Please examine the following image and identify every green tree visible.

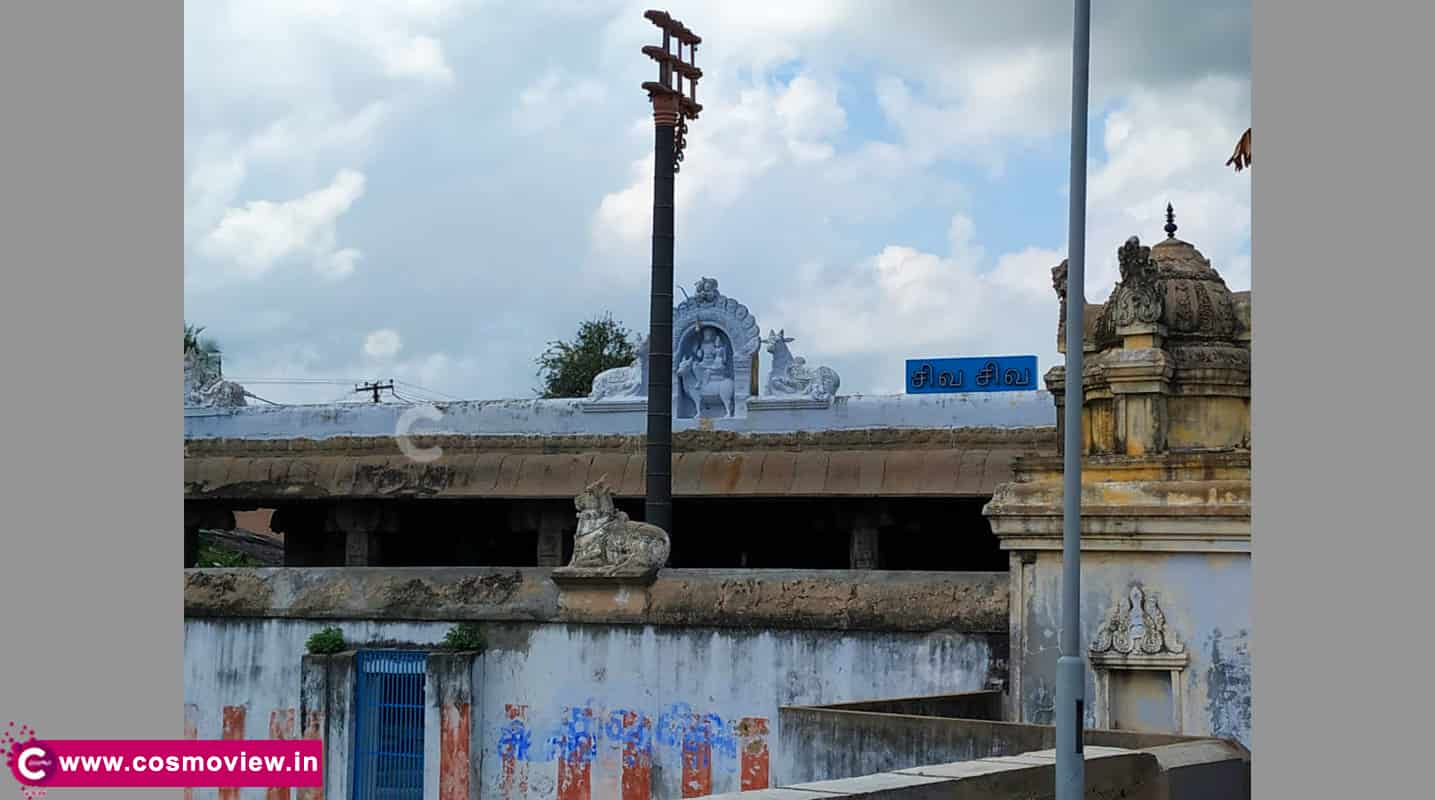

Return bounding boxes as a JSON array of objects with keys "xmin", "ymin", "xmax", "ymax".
[{"xmin": 535, "ymin": 313, "xmax": 638, "ymax": 399}]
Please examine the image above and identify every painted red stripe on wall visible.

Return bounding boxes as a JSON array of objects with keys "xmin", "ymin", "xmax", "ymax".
[
  {"xmin": 620, "ymin": 711, "xmax": 652, "ymax": 800},
  {"xmin": 440, "ymin": 703, "xmax": 471, "ymax": 800},
  {"xmin": 680, "ymin": 714, "xmax": 711, "ymax": 799},
  {"xmin": 739, "ymin": 717, "xmax": 770, "ymax": 791},
  {"xmin": 298, "ymin": 709, "xmax": 325, "ymax": 800},
  {"xmin": 219, "ymin": 705, "xmax": 246, "ymax": 800},
  {"xmin": 500, "ymin": 704, "xmax": 529, "ymax": 800},
  {"xmin": 556, "ymin": 707, "xmax": 593, "ymax": 800},
  {"xmin": 183, "ymin": 704, "xmax": 199, "ymax": 800},
  {"xmin": 266, "ymin": 708, "xmax": 296, "ymax": 800}
]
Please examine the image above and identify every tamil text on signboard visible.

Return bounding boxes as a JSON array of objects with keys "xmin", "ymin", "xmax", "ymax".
[{"xmin": 905, "ymin": 355, "xmax": 1039, "ymax": 394}]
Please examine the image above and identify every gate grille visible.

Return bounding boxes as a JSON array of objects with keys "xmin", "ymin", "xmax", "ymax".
[{"xmin": 352, "ymin": 650, "xmax": 427, "ymax": 800}]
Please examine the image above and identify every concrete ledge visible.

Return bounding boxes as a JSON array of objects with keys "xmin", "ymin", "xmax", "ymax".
[
  {"xmin": 1142, "ymin": 740, "xmax": 1251, "ymax": 800},
  {"xmin": 184, "ymin": 567, "xmax": 1009, "ymax": 633},
  {"xmin": 703, "ymin": 749, "xmax": 1161, "ymax": 799}
]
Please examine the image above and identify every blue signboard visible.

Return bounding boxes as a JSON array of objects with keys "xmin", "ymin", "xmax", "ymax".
[{"xmin": 905, "ymin": 355, "xmax": 1039, "ymax": 394}]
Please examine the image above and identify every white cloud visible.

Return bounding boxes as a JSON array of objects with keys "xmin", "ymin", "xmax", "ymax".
[
  {"xmin": 198, "ymin": 169, "xmax": 367, "ymax": 283},
  {"xmin": 187, "ymin": 1, "xmax": 1250, "ymax": 403},
  {"xmin": 512, "ymin": 71, "xmax": 609, "ymax": 133},
  {"xmin": 363, "ymin": 329, "xmax": 404, "ymax": 360},
  {"xmin": 590, "ymin": 71, "xmax": 848, "ymax": 261},
  {"xmin": 185, "ymin": 103, "xmax": 392, "ymax": 247},
  {"xmin": 764, "ymin": 212, "xmax": 1059, "ymax": 394}
]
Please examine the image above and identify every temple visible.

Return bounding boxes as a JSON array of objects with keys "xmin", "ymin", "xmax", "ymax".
[{"xmin": 183, "ymin": 215, "xmax": 1251, "ymax": 799}]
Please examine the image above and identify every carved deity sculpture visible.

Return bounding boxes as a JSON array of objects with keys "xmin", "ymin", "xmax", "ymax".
[
  {"xmin": 763, "ymin": 329, "xmax": 841, "ymax": 402},
  {"xmin": 675, "ymin": 325, "xmax": 735, "ymax": 417},
  {"xmin": 587, "ymin": 335, "xmax": 650, "ymax": 402},
  {"xmin": 561, "ymin": 477, "xmax": 671, "ymax": 579}
]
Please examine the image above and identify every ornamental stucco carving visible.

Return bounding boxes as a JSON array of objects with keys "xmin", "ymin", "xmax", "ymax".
[
  {"xmin": 184, "ymin": 349, "xmax": 248, "ymax": 409},
  {"xmin": 557, "ymin": 477, "xmax": 670, "ymax": 580},
  {"xmin": 1091, "ymin": 583, "xmax": 1186, "ymax": 657},
  {"xmin": 1109, "ymin": 236, "xmax": 1165, "ymax": 330},
  {"xmin": 587, "ymin": 335, "xmax": 650, "ymax": 402},
  {"xmin": 763, "ymin": 329, "xmax": 840, "ymax": 403}
]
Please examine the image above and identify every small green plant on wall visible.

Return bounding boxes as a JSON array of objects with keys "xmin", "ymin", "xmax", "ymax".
[
  {"xmin": 441, "ymin": 623, "xmax": 485, "ymax": 652},
  {"xmin": 306, "ymin": 627, "xmax": 346, "ymax": 655}
]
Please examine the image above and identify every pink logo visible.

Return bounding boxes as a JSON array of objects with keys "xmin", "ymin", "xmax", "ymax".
[{"xmin": 3, "ymin": 723, "xmax": 49, "ymax": 799}]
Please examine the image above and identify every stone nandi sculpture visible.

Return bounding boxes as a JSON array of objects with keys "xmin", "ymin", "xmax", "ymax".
[
  {"xmin": 587, "ymin": 335, "xmax": 649, "ymax": 402},
  {"xmin": 556, "ymin": 477, "xmax": 670, "ymax": 580},
  {"xmin": 763, "ymin": 329, "xmax": 840, "ymax": 403}
]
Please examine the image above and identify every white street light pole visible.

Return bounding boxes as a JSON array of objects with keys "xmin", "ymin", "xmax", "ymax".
[{"xmin": 1057, "ymin": 1, "xmax": 1091, "ymax": 799}]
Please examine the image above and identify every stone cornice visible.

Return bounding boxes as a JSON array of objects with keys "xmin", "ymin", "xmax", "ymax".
[
  {"xmin": 183, "ymin": 567, "xmax": 1010, "ymax": 634},
  {"xmin": 184, "ymin": 426, "xmax": 1057, "ymax": 458}
]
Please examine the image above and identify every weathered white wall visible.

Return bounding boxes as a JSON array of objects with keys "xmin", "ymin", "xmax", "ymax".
[
  {"xmin": 183, "ymin": 391, "xmax": 1054, "ymax": 440},
  {"xmin": 1013, "ymin": 552, "xmax": 1252, "ymax": 749},
  {"xmin": 183, "ymin": 618, "xmax": 999, "ymax": 800}
]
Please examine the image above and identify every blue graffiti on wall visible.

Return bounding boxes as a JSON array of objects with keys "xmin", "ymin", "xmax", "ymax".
[
  {"xmin": 497, "ymin": 702, "xmax": 744, "ymax": 766},
  {"xmin": 604, "ymin": 709, "xmax": 654, "ymax": 769},
  {"xmin": 497, "ymin": 717, "xmax": 532, "ymax": 761},
  {"xmin": 543, "ymin": 707, "xmax": 598, "ymax": 765}
]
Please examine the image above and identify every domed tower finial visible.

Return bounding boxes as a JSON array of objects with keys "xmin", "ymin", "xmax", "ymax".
[{"xmin": 1164, "ymin": 203, "xmax": 1178, "ymax": 239}]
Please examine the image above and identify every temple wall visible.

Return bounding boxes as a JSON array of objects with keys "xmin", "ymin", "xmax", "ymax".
[
  {"xmin": 183, "ymin": 568, "xmax": 1008, "ymax": 800},
  {"xmin": 1010, "ymin": 551, "xmax": 1251, "ymax": 749}
]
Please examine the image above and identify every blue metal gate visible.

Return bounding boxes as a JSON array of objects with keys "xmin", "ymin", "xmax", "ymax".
[{"xmin": 352, "ymin": 650, "xmax": 427, "ymax": 800}]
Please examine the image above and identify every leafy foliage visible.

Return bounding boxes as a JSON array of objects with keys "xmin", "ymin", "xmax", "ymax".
[
  {"xmin": 306, "ymin": 627, "xmax": 346, "ymax": 655},
  {"xmin": 534, "ymin": 313, "xmax": 638, "ymax": 399},
  {"xmin": 195, "ymin": 542, "xmax": 262, "ymax": 568},
  {"xmin": 441, "ymin": 622, "xmax": 486, "ymax": 652}
]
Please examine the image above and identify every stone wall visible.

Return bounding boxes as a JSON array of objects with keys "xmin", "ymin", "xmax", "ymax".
[
  {"xmin": 183, "ymin": 567, "xmax": 1009, "ymax": 800},
  {"xmin": 1010, "ymin": 551, "xmax": 1252, "ymax": 748}
]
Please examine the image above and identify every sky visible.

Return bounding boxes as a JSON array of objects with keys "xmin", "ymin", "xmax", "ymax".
[{"xmin": 183, "ymin": 0, "xmax": 1251, "ymax": 405}]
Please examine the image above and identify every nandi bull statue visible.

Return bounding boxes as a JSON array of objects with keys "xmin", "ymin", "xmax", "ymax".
[
  {"xmin": 554, "ymin": 476, "xmax": 670, "ymax": 581},
  {"xmin": 764, "ymin": 329, "xmax": 840, "ymax": 403},
  {"xmin": 587, "ymin": 335, "xmax": 649, "ymax": 402}
]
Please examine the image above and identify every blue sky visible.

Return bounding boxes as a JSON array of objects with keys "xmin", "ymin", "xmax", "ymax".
[{"xmin": 184, "ymin": 0, "xmax": 1251, "ymax": 404}]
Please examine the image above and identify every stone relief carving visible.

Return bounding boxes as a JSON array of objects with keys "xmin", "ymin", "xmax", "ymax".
[
  {"xmin": 587, "ymin": 335, "xmax": 650, "ymax": 402},
  {"xmin": 671, "ymin": 277, "xmax": 761, "ymax": 419},
  {"xmin": 184, "ymin": 349, "xmax": 248, "ymax": 409},
  {"xmin": 763, "ymin": 329, "xmax": 840, "ymax": 403},
  {"xmin": 676, "ymin": 325, "xmax": 736, "ymax": 417},
  {"xmin": 1091, "ymin": 583, "xmax": 1186, "ymax": 657},
  {"xmin": 558, "ymin": 477, "xmax": 670, "ymax": 579}
]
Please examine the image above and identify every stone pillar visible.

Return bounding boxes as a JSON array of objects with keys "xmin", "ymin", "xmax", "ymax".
[
  {"xmin": 327, "ymin": 503, "xmax": 397, "ymax": 567},
  {"xmin": 849, "ymin": 513, "xmax": 880, "ymax": 570},
  {"xmin": 536, "ymin": 507, "xmax": 569, "ymax": 567}
]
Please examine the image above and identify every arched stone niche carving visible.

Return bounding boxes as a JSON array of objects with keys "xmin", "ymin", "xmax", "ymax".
[
  {"xmin": 672, "ymin": 277, "xmax": 761, "ymax": 418},
  {"xmin": 1089, "ymin": 583, "xmax": 1189, "ymax": 734}
]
